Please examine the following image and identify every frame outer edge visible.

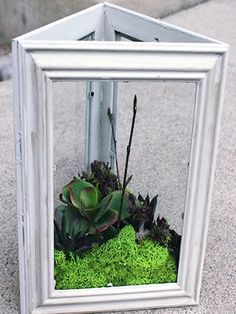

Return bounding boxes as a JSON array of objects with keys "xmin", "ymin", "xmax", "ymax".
[
  {"xmin": 177, "ymin": 75, "xmax": 206, "ymax": 299},
  {"xmin": 12, "ymin": 39, "xmax": 30, "ymax": 314},
  {"xmin": 19, "ymin": 40, "xmax": 229, "ymax": 54},
  {"xmin": 194, "ymin": 49, "xmax": 229, "ymax": 303}
]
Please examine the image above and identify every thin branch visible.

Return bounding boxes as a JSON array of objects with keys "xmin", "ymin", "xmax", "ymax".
[
  {"xmin": 119, "ymin": 95, "xmax": 137, "ymax": 221},
  {"xmin": 122, "ymin": 95, "xmax": 137, "ymax": 188},
  {"xmin": 107, "ymin": 107, "xmax": 121, "ymax": 188}
]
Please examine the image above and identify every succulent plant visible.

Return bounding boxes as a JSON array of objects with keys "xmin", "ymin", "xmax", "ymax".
[
  {"xmin": 59, "ymin": 178, "xmax": 119, "ymax": 234},
  {"xmin": 150, "ymin": 216, "xmax": 172, "ymax": 247},
  {"xmin": 127, "ymin": 193, "xmax": 158, "ymax": 232},
  {"xmin": 79, "ymin": 161, "xmax": 120, "ymax": 198},
  {"xmin": 60, "ymin": 179, "xmax": 99, "ymax": 208},
  {"xmin": 54, "ymin": 177, "xmax": 135, "ymax": 255},
  {"xmin": 54, "ymin": 204, "xmax": 103, "ymax": 257}
]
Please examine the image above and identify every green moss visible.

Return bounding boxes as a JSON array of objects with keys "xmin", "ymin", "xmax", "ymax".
[{"xmin": 54, "ymin": 225, "xmax": 177, "ymax": 289}]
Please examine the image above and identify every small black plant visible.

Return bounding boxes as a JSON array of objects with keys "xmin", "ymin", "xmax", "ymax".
[
  {"xmin": 150, "ymin": 216, "xmax": 172, "ymax": 247},
  {"xmin": 168, "ymin": 229, "xmax": 182, "ymax": 267},
  {"xmin": 128, "ymin": 193, "xmax": 158, "ymax": 232}
]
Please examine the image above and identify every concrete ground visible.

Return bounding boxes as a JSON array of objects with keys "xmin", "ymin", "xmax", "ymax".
[
  {"xmin": 0, "ymin": 0, "xmax": 236, "ymax": 313},
  {"xmin": 0, "ymin": 44, "xmax": 11, "ymax": 81},
  {"xmin": 0, "ymin": 0, "xmax": 206, "ymax": 42}
]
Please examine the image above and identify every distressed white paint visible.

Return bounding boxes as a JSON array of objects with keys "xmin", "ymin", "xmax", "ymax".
[{"xmin": 13, "ymin": 3, "xmax": 229, "ymax": 314}]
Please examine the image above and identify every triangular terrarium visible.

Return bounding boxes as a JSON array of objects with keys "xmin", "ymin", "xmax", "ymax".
[{"xmin": 13, "ymin": 3, "xmax": 228, "ymax": 314}]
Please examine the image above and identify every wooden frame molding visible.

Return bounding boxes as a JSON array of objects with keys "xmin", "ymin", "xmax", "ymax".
[{"xmin": 13, "ymin": 3, "xmax": 228, "ymax": 314}]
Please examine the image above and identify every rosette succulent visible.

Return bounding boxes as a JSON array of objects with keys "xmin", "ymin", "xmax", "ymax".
[
  {"xmin": 58, "ymin": 179, "xmax": 119, "ymax": 233},
  {"xmin": 54, "ymin": 178, "xmax": 133, "ymax": 255}
]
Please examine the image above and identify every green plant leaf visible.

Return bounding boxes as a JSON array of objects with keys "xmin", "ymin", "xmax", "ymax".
[
  {"xmin": 95, "ymin": 208, "xmax": 118, "ymax": 233},
  {"xmin": 106, "ymin": 190, "xmax": 131, "ymax": 220},
  {"xmin": 77, "ymin": 214, "xmax": 91, "ymax": 235},
  {"xmin": 95, "ymin": 194, "xmax": 113, "ymax": 223},
  {"xmin": 80, "ymin": 186, "xmax": 98, "ymax": 209},
  {"xmin": 69, "ymin": 180, "xmax": 98, "ymax": 209},
  {"xmin": 54, "ymin": 204, "xmax": 89, "ymax": 239},
  {"xmin": 54, "ymin": 219, "xmax": 64, "ymax": 249}
]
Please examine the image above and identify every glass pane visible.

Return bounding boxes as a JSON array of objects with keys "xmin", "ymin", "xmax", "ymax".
[
  {"xmin": 52, "ymin": 81, "xmax": 86, "ymax": 208},
  {"xmin": 116, "ymin": 81, "xmax": 195, "ymax": 234},
  {"xmin": 53, "ymin": 80, "xmax": 195, "ymax": 290}
]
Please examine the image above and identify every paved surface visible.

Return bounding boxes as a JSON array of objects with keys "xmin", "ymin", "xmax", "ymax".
[
  {"xmin": 0, "ymin": 45, "xmax": 11, "ymax": 81},
  {"xmin": 0, "ymin": 0, "xmax": 236, "ymax": 313},
  {"xmin": 0, "ymin": 0, "xmax": 206, "ymax": 42}
]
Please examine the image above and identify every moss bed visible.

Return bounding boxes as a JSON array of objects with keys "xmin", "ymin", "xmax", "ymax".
[{"xmin": 54, "ymin": 225, "xmax": 177, "ymax": 289}]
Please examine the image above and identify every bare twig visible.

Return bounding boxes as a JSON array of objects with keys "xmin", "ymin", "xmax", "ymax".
[
  {"xmin": 107, "ymin": 107, "xmax": 121, "ymax": 188},
  {"xmin": 119, "ymin": 95, "xmax": 137, "ymax": 221}
]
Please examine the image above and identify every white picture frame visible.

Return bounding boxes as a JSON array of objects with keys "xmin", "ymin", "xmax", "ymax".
[{"xmin": 12, "ymin": 3, "xmax": 228, "ymax": 314}]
